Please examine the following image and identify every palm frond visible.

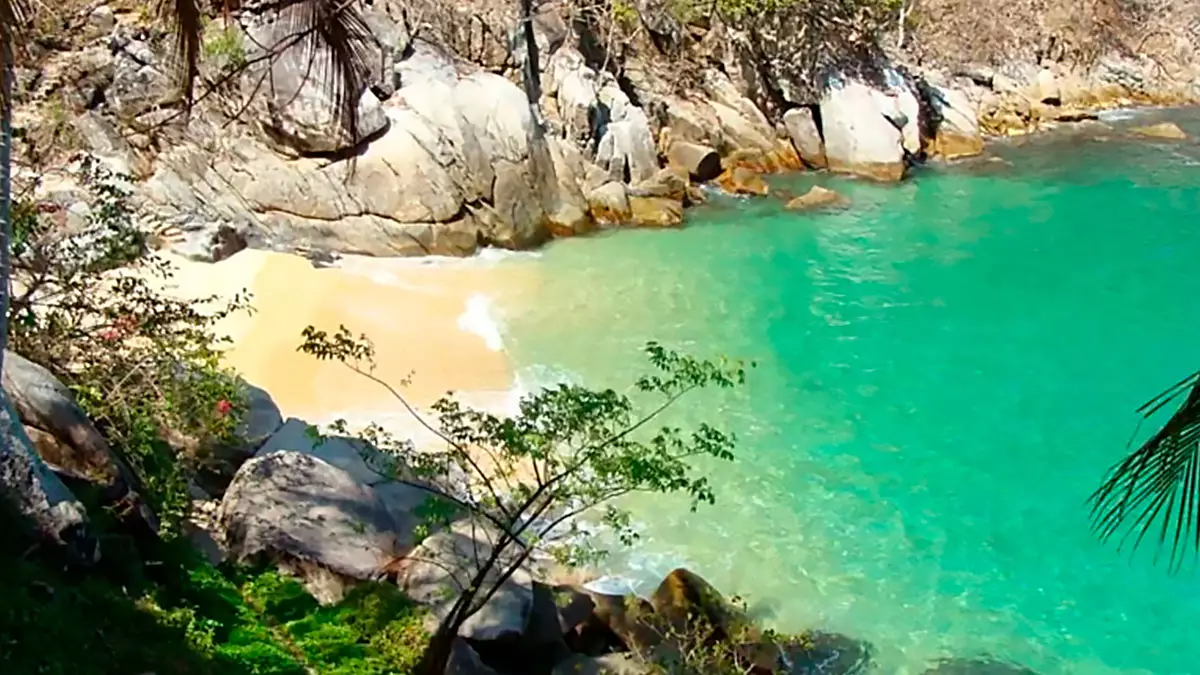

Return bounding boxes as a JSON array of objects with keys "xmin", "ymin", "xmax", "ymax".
[
  {"xmin": 157, "ymin": 0, "xmax": 205, "ymax": 109},
  {"xmin": 0, "ymin": 0, "xmax": 27, "ymax": 48},
  {"xmin": 1089, "ymin": 371, "xmax": 1200, "ymax": 572},
  {"xmin": 283, "ymin": 0, "xmax": 374, "ymax": 150}
]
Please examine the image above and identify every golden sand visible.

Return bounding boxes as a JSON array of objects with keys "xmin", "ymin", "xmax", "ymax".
[{"xmin": 152, "ymin": 249, "xmax": 538, "ymax": 430}]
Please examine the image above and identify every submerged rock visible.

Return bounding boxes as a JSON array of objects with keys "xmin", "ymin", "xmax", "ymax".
[
  {"xmin": 923, "ymin": 657, "xmax": 1038, "ymax": 674},
  {"xmin": 786, "ymin": 186, "xmax": 848, "ymax": 211},
  {"xmin": 1132, "ymin": 121, "xmax": 1189, "ymax": 140},
  {"xmin": 783, "ymin": 631, "xmax": 873, "ymax": 675}
]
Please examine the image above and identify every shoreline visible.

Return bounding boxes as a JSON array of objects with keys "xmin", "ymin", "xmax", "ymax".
[{"xmin": 150, "ymin": 249, "xmax": 538, "ymax": 438}]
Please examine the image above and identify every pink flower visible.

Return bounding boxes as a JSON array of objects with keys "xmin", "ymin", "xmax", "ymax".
[{"xmin": 214, "ymin": 399, "xmax": 233, "ymax": 416}]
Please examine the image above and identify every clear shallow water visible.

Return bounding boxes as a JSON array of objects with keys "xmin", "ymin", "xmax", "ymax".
[{"xmin": 501, "ymin": 110, "xmax": 1200, "ymax": 674}]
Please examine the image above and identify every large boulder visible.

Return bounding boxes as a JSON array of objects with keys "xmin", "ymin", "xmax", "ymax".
[
  {"xmin": 587, "ymin": 182, "xmax": 632, "ymax": 225},
  {"xmin": 927, "ymin": 86, "xmax": 984, "ymax": 160},
  {"xmin": 595, "ymin": 116, "xmax": 659, "ymax": 185},
  {"xmin": 246, "ymin": 9, "xmax": 389, "ymax": 154},
  {"xmin": 650, "ymin": 568, "xmax": 779, "ymax": 671},
  {"xmin": 146, "ymin": 41, "xmax": 565, "ymax": 259},
  {"xmin": 782, "ymin": 108, "xmax": 827, "ymax": 169},
  {"xmin": 256, "ymin": 418, "xmax": 432, "ymax": 543},
  {"xmin": 584, "ymin": 590, "xmax": 659, "ymax": 653},
  {"xmin": 218, "ymin": 450, "xmax": 402, "ymax": 603},
  {"xmin": 884, "ymin": 68, "xmax": 922, "ymax": 155},
  {"xmin": 2, "ymin": 351, "xmax": 140, "ymax": 496},
  {"xmin": 1, "ymin": 395, "xmax": 96, "ymax": 562},
  {"xmin": 395, "ymin": 517, "xmax": 535, "ymax": 641},
  {"xmin": 820, "ymin": 79, "xmax": 907, "ymax": 182},
  {"xmin": 544, "ymin": 136, "xmax": 594, "ymax": 236}
]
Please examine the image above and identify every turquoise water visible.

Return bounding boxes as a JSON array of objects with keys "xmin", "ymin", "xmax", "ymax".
[{"xmin": 501, "ymin": 110, "xmax": 1200, "ymax": 674}]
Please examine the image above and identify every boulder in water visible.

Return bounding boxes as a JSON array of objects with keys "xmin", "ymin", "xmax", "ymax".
[
  {"xmin": 783, "ymin": 631, "xmax": 872, "ymax": 674},
  {"xmin": 718, "ymin": 166, "xmax": 769, "ymax": 196},
  {"xmin": 1132, "ymin": 121, "xmax": 1188, "ymax": 140},
  {"xmin": 786, "ymin": 186, "xmax": 848, "ymax": 211}
]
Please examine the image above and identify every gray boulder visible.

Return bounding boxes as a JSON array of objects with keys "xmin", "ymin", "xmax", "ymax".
[
  {"xmin": 218, "ymin": 450, "xmax": 402, "ymax": 602},
  {"xmin": 2, "ymin": 350, "xmax": 140, "ymax": 494},
  {"xmin": 782, "ymin": 107, "xmax": 826, "ymax": 169},
  {"xmin": 1, "ymin": 392, "xmax": 96, "ymax": 562},
  {"xmin": 927, "ymin": 86, "xmax": 984, "ymax": 159},
  {"xmin": 256, "ymin": 417, "xmax": 431, "ymax": 547},
  {"xmin": 397, "ymin": 517, "xmax": 535, "ymax": 641},
  {"xmin": 820, "ymin": 78, "xmax": 907, "ymax": 182}
]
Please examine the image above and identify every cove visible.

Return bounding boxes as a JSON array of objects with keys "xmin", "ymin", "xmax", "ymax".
[{"xmin": 499, "ymin": 110, "xmax": 1200, "ymax": 674}]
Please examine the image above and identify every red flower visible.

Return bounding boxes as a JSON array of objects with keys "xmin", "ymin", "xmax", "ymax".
[{"xmin": 214, "ymin": 399, "xmax": 233, "ymax": 416}]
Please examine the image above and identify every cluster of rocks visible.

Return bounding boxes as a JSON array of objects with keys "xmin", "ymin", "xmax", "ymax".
[
  {"xmin": 12, "ymin": 0, "xmax": 999, "ymax": 265},
  {"xmin": 17, "ymin": 0, "xmax": 1200, "ymax": 265}
]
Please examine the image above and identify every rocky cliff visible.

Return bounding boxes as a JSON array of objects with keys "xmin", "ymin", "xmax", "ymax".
[{"xmin": 14, "ymin": 0, "xmax": 1200, "ymax": 262}]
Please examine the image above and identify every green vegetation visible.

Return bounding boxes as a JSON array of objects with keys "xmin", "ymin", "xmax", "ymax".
[
  {"xmin": 1091, "ymin": 371, "xmax": 1200, "ymax": 572},
  {"xmin": 0, "ymin": 493, "xmax": 426, "ymax": 675},
  {"xmin": 203, "ymin": 21, "xmax": 248, "ymax": 72},
  {"xmin": 8, "ymin": 157, "xmax": 248, "ymax": 534}
]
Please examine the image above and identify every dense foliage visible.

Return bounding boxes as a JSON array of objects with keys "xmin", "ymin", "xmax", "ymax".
[{"xmin": 7, "ymin": 157, "xmax": 248, "ymax": 533}]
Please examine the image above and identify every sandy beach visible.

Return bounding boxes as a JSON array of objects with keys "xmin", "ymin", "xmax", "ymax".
[{"xmin": 152, "ymin": 249, "xmax": 538, "ymax": 436}]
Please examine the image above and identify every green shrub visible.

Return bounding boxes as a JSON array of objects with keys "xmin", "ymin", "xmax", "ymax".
[
  {"xmin": 204, "ymin": 22, "xmax": 248, "ymax": 71},
  {"xmin": 8, "ymin": 156, "xmax": 250, "ymax": 535}
]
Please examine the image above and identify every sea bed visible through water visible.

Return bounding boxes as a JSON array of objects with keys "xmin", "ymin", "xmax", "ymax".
[
  {"xmin": 495, "ymin": 108, "xmax": 1200, "ymax": 675},
  {"xmin": 192, "ymin": 107, "xmax": 1200, "ymax": 675}
]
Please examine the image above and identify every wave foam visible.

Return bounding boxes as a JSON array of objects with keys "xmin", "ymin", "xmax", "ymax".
[
  {"xmin": 456, "ymin": 294, "xmax": 505, "ymax": 352},
  {"xmin": 1097, "ymin": 108, "xmax": 1139, "ymax": 122}
]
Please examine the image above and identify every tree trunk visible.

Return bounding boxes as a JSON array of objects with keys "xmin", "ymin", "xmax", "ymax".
[
  {"xmin": 1, "ymin": 22, "xmax": 14, "ymax": 404},
  {"xmin": 520, "ymin": 0, "xmax": 541, "ymax": 107}
]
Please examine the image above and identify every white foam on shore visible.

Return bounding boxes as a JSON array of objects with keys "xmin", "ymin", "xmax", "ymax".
[
  {"xmin": 457, "ymin": 294, "xmax": 506, "ymax": 352},
  {"xmin": 1097, "ymin": 108, "xmax": 1140, "ymax": 122}
]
